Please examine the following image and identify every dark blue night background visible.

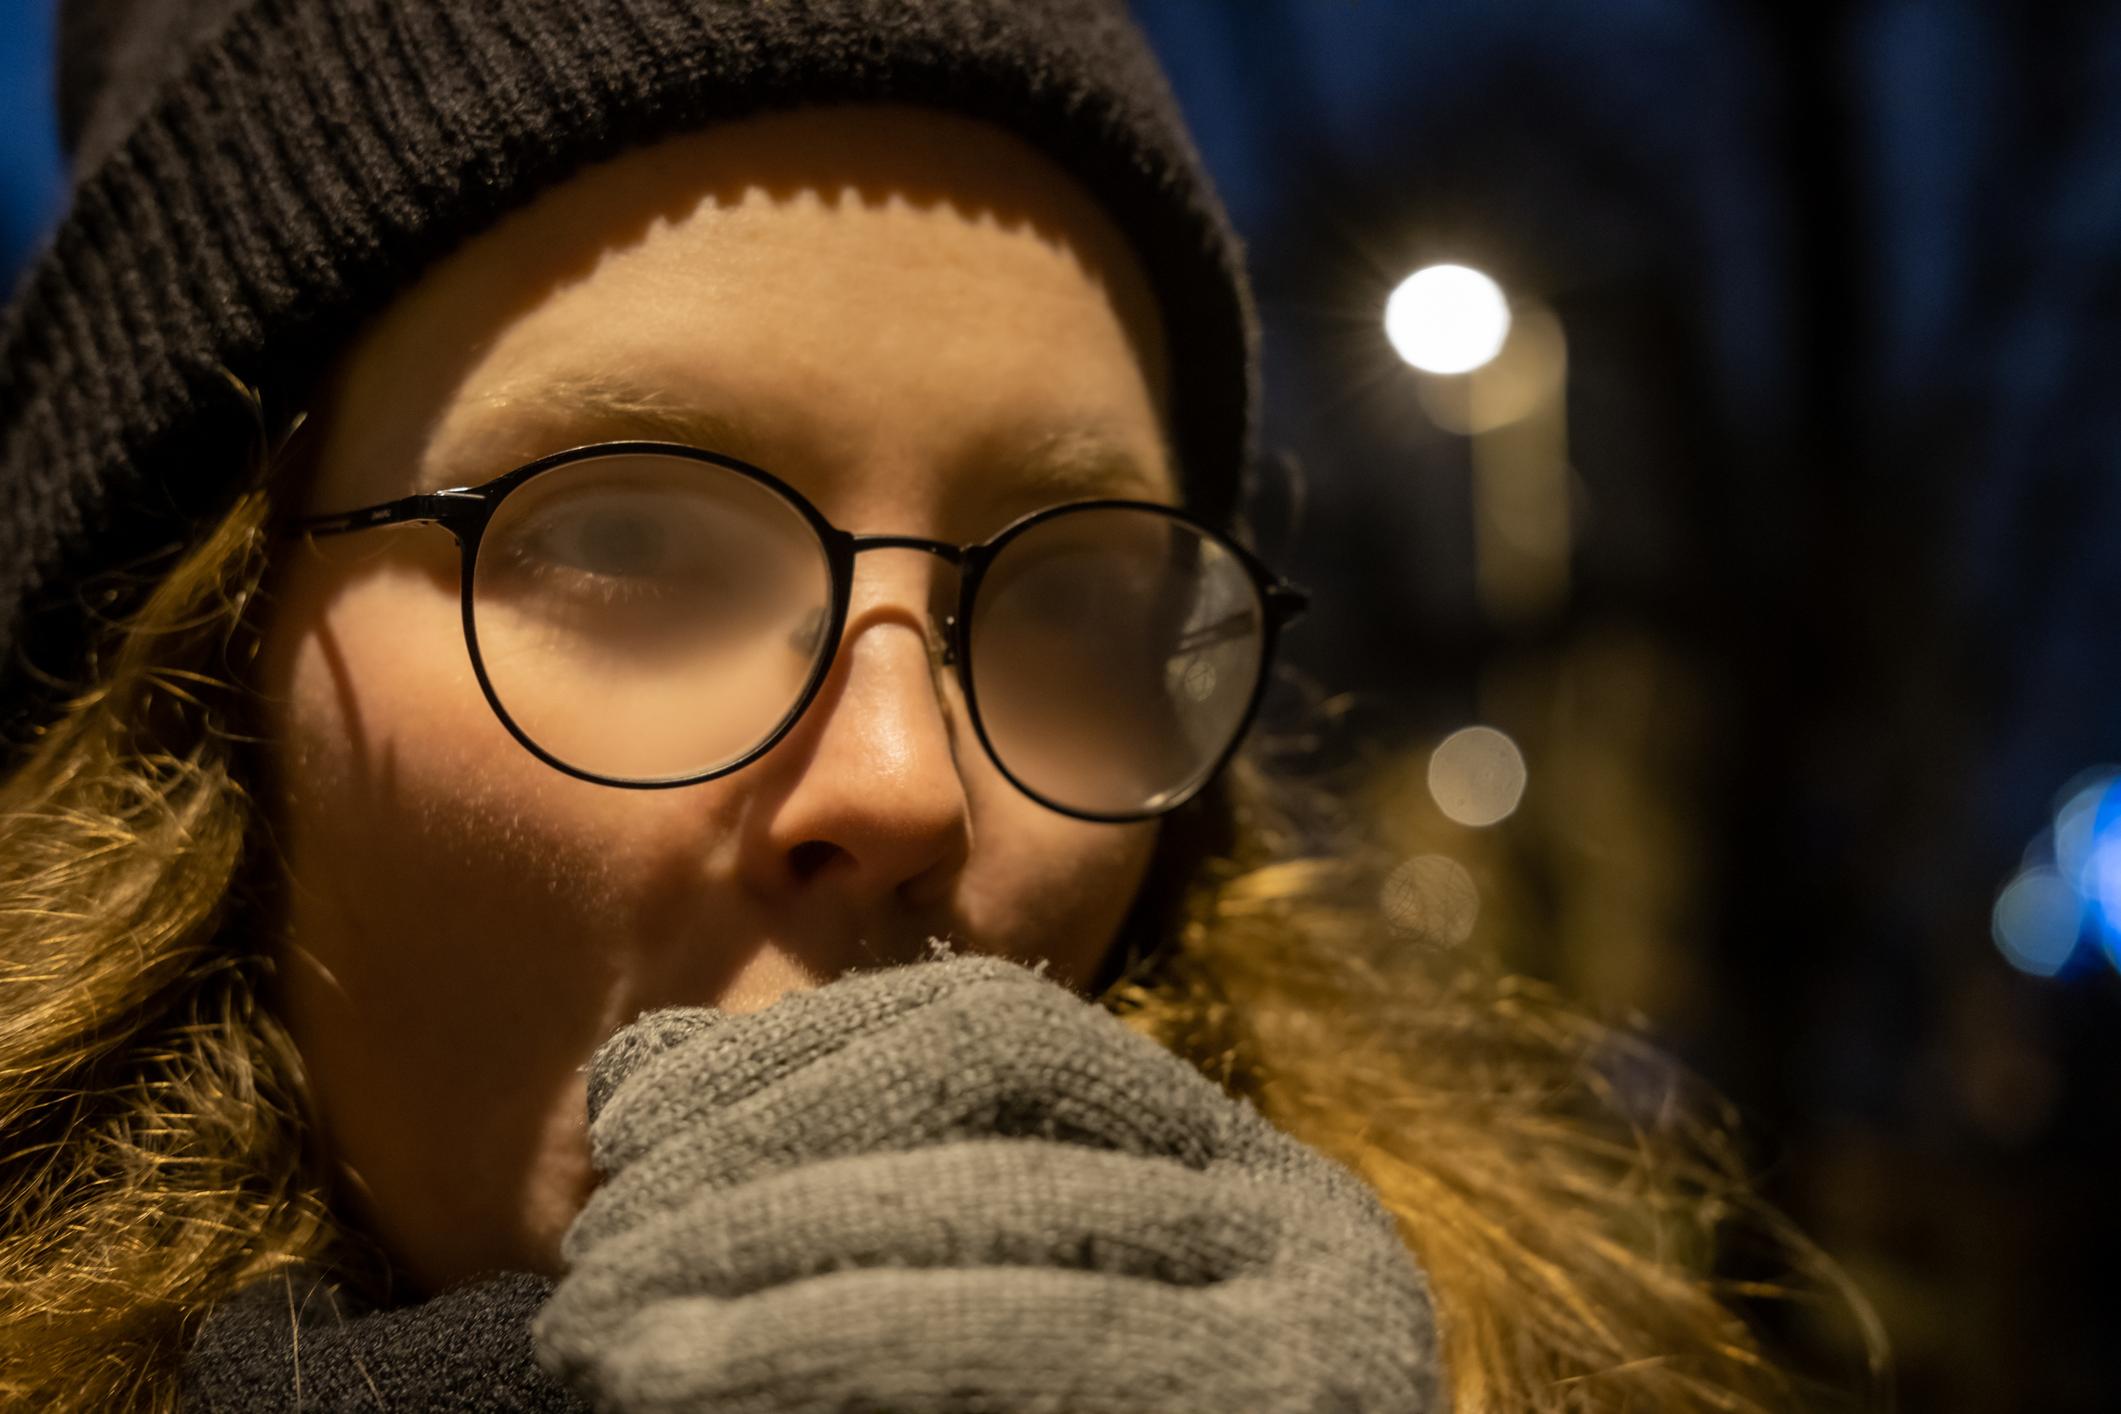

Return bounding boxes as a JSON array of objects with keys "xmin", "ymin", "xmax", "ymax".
[{"xmin": 7, "ymin": 2, "xmax": 2120, "ymax": 1409}]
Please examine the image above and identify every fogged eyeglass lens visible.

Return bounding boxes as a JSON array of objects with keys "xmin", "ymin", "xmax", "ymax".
[
  {"xmin": 470, "ymin": 453, "xmax": 833, "ymax": 782},
  {"xmin": 969, "ymin": 506, "xmax": 1264, "ymax": 816}
]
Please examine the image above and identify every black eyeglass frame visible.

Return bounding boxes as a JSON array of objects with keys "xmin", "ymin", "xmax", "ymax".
[{"xmin": 287, "ymin": 440, "xmax": 1309, "ymax": 823}]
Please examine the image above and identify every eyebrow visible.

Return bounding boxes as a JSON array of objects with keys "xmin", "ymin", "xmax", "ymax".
[
  {"xmin": 448, "ymin": 375, "xmax": 756, "ymax": 470},
  {"xmin": 441, "ymin": 373, "xmax": 1177, "ymax": 513}
]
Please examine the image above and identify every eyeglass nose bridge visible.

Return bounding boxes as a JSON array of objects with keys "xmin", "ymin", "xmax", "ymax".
[{"xmin": 843, "ymin": 532, "xmax": 970, "ymax": 668}]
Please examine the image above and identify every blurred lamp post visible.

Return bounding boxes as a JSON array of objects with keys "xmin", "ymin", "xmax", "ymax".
[{"xmin": 1388, "ymin": 263, "xmax": 1572, "ymax": 624}]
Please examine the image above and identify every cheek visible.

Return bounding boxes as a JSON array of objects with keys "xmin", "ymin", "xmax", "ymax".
[
  {"xmin": 262, "ymin": 558, "xmax": 576, "ymax": 926},
  {"xmin": 258, "ymin": 552, "xmax": 668, "ymax": 1040},
  {"xmin": 253, "ymin": 556, "xmax": 661, "ymax": 1280},
  {"xmin": 954, "ymin": 774, "xmax": 1159, "ymax": 987}
]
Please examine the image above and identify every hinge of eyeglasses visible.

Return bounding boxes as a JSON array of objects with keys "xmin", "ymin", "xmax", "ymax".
[
  {"xmin": 377, "ymin": 493, "xmax": 466, "ymax": 526},
  {"xmin": 300, "ymin": 488, "xmax": 485, "ymax": 537}
]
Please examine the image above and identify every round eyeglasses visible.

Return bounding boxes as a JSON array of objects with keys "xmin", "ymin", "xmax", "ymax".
[{"xmin": 287, "ymin": 442, "xmax": 1309, "ymax": 822}]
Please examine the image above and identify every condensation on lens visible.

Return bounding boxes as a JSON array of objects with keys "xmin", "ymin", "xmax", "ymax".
[
  {"xmin": 469, "ymin": 452, "xmax": 833, "ymax": 782},
  {"xmin": 968, "ymin": 506, "xmax": 1263, "ymax": 817}
]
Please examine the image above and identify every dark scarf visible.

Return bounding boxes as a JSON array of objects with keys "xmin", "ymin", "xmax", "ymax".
[{"xmin": 181, "ymin": 1264, "xmax": 585, "ymax": 1412}]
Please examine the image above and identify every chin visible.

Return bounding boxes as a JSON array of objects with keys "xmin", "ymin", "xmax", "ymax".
[{"xmin": 503, "ymin": 1094, "xmax": 603, "ymax": 1282}]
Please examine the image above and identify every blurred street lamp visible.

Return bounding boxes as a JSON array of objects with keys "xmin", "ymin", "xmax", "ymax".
[
  {"xmin": 1388, "ymin": 263, "xmax": 1572, "ymax": 624},
  {"xmin": 1385, "ymin": 263, "xmax": 1512, "ymax": 374}
]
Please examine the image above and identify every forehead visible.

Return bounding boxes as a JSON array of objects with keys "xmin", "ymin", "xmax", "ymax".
[{"xmin": 299, "ymin": 105, "xmax": 1177, "ymax": 532}]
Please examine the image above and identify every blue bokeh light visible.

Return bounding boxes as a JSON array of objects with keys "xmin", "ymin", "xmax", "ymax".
[
  {"xmin": 2082, "ymin": 810, "xmax": 2121, "ymax": 969},
  {"xmin": 1998, "ymin": 767, "xmax": 2121, "ymax": 978},
  {"xmin": 1992, "ymin": 866, "xmax": 2084, "ymax": 977}
]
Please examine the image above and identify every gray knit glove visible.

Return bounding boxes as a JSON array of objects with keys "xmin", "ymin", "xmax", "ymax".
[{"xmin": 530, "ymin": 954, "xmax": 1441, "ymax": 1413}]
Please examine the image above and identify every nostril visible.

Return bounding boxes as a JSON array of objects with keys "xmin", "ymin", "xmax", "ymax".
[{"xmin": 788, "ymin": 839, "xmax": 841, "ymax": 881}]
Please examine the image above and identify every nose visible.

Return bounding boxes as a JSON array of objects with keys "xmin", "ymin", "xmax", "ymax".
[{"xmin": 737, "ymin": 550, "xmax": 972, "ymax": 906}]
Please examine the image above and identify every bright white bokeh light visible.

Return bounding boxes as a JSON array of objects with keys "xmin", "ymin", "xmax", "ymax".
[
  {"xmin": 1385, "ymin": 264, "xmax": 1512, "ymax": 374},
  {"xmin": 1991, "ymin": 866, "xmax": 2083, "ymax": 977},
  {"xmin": 1427, "ymin": 725, "xmax": 1527, "ymax": 827}
]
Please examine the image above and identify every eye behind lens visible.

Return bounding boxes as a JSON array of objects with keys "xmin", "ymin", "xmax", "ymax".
[
  {"xmin": 468, "ymin": 452, "xmax": 834, "ymax": 783},
  {"xmin": 966, "ymin": 505, "xmax": 1266, "ymax": 818}
]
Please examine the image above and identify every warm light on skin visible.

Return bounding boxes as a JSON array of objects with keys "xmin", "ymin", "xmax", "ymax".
[
  {"xmin": 249, "ymin": 105, "xmax": 1179, "ymax": 1296},
  {"xmin": 1385, "ymin": 263, "xmax": 1513, "ymax": 375}
]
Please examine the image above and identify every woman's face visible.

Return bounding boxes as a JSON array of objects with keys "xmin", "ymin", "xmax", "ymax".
[{"xmin": 251, "ymin": 105, "xmax": 1177, "ymax": 1294}]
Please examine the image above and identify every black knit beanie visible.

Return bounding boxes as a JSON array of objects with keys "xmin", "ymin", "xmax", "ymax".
[{"xmin": 0, "ymin": 0, "xmax": 1256, "ymax": 746}]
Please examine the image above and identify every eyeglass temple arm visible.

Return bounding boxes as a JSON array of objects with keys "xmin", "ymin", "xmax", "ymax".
[
  {"xmin": 1265, "ymin": 582, "xmax": 1310, "ymax": 621},
  {"xmin": 291, "ymin": 489, "xmax": 483, "ymax": 537}
]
